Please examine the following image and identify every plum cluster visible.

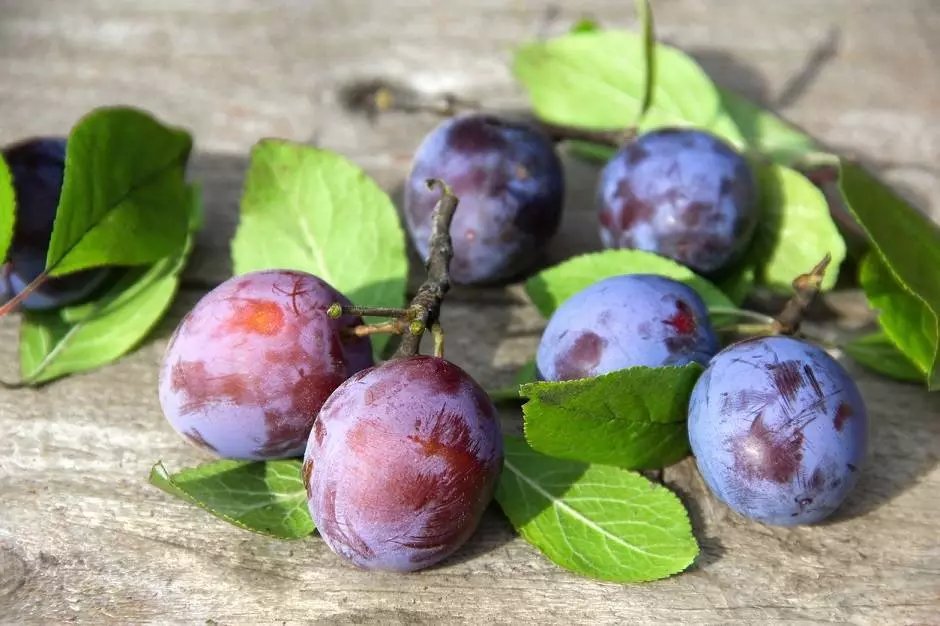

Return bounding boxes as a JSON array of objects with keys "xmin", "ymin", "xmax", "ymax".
[
  {"xmin": 158, "ymin": 268, "xmax": 503, "ymax": 572},
  {"xmin": 537, "ymin": 272, "xmax": 869, "ymax": 526},
  {"xmin": 1, "ymin": 137, "xmax": 112, "ymax": 310}
]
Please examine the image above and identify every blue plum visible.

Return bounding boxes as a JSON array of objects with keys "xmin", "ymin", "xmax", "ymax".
[
  {"xmin": 536, "ymin": 274, "xmax": 719, "ymax": 382},
  {"xmin": 688, "ymin": 336, "xmax": 868, "ymax": 526},
  {"xmin": 303, "ymin": 355, "xmax": 504, "ymax": 572},
  {"xmin": 1, "ymin": 137, "xmax": 111, "ymax": 309},
  {"xmin": 403, "ymin": 113, "xmax": 564, "ymax": 285},
  {"xmin": 158, "ymin": 269, "xmax": 374, "ymax": 460},
  {"xmin": 596, "ymin": 128, "xmax": 759, "ymax": 275}
]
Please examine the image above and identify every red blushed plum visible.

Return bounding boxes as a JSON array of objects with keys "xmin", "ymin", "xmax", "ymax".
[
  {"xmin": 303, "ymin": 356, "xmax": 504, "ymax": 573},
  {"xmin": 158, "ymin": 269, "xmax": 374, "ymax": 460}
]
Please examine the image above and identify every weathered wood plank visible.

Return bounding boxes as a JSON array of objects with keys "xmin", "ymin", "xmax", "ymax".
[{"xmin": 1, "ymin": 0, "xmax": 939, "ymax": 623}]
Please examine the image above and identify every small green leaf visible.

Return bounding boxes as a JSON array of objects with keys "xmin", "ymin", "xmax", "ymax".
[
  {"xmin": 857, "ymin": 253, "xmax": 935, "ymax": 386},
  {"xmin": 513, "ymin": 29, "xmax": 744, "ymax": 147},
  {"xmin": 752, "ymin": 163, "xmax": 846, "ymax": 293},
  {"xmin": 520, "ymin": 364, "xmax": 701, "ymax": 469},
  {"xmin": 844, "ymin": 330, "xmax": 923, "ymax": 383},
  {"xmin": 149, "ymin": 460, "xmax": 314, "ymax": 539},
  {"xmin": 840, "ymin": 162, "xmax": 940, "ymax": 389},
  {"xmin": 230, "ymin": 139, "xmax": 408, "ymax": 357},
  {"xmin": 526, "ymin": 249, "xmax": 735, "ymax": 319},
  {"xmin": 20, "ymin": 246, "xmax": 188, "ymax": 384},
  {"xmin": 495, "ymin": 436, "xmax": 698, "ymax": 583},
  {"xmin": 19, "ymin": 184, "xmax": 199, "ymax": 384},
  {"xmin": 0, "ymin": 155, "xmax": 14, "ymax": 262},
  {"xmin": 634, "ymin": 0, "xmax": 656, "ymax": 124},
  {"xmin": 716, "ymin": 89, "xmax": 820, "ymax": 164},
  {"xmin": 46, "ymin": 106, "xmax": 192, "ymax": 276}
]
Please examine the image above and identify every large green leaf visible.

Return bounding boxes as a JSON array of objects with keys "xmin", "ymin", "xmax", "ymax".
[
  {"xmin": 150, "ymin": 460, "xmax": 314, "ymax": 540},
  {"xmin": 230, "ymin": 140, "xmax": 408, "ymax": 356},
  {"xmin": 521, "ymin": 364, "xmax": 702, "ymax": 469},
  {"xmin": 46, "ymin": 106, "xmax": 192, "ymax": 276},
  {"xmin": 840, "ymin": 162, "xmax": 940, "ymax": 389},
  {"xmin": 495, "ymin": 437, "xmax": 698, "ymax": 583}
]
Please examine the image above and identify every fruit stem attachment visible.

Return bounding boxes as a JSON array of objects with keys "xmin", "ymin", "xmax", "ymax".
[
  {"xmin": 328, "ymin": 303, "xmax": 409, "ymax": 319},
  {"xmin": 773, "ymin": 253, "xmax": 832, "ymax": 336},
  {"xmin": 392, "ymin": 179, "xmax": 459, "ymax": 359},
  {"xmin": 341, "ymin": 319, "xmax": 408, "ymax": 338},
  {"xmin": 341, "ymin": 80, "xmax": 636, "ymax": 149},
  {"xmin": 0, "ymin": 271, "xmax": 49, "ymax": 317}
]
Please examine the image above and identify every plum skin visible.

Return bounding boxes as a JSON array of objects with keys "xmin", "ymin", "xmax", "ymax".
[
  {"xmin": 536, "ymin": 274, "xmax": 719, "ymax": 382},
  {"xmin": 403, "ymin": 113, "xmax": 564, "ymax": 285},
  {"xmin": 158, "ymin": 269, "xmax": 374, "ymax": 460},
  {"xmin": 303, "ymin": 355, "xmax": 504, "ymax": 573},
  {"xmin": 688, "ymin": 336, "xmax": 868, "ymax": 526},
  {"xmin": 596, "ymin": 127, "xmax": 759, "ymax": 276},
  {"xmin": 1, "ymin": 137, "xmax": 111, "ymax": 309}
]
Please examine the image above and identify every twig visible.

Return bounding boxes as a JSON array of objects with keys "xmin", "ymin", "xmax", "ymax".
[
  {"xmin": 0, "ymin": 271, "xmax": 48, "ymax": 317},
  {"xmin": 341, "ymin": 319, "xmax": 408, "ymax": 338},
  {"xmin": 393, "ymin": 179, "xmax": 459, "ymax": 359},
  {"xmin": 772, "ymin": 254, "xmax": 832, "ymax": 336},
  {"xmin": 327, "ymin": 303, "xmax": 408, "ymax": 319},
  {"xmin": 340, "ymin": 80, "xmax": 635, "ymax": 149}
]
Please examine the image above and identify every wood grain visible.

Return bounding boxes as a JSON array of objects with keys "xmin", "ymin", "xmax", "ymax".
[{"xmin": 1, "ymin": 0, "xmax": 939, "ymax": 623}]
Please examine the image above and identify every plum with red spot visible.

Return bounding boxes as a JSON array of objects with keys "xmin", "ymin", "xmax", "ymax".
[
  {"xmin": 303, "ymin": 355, "xmax": 503, "ymax": 572},
  {"xmin": 158, "ymin": 269, "xmax": 374, "ymax": 460},
  {"xmin": 688, "ymin": 335, "xmax": 868, "ymax": 526},
  {"xmin": 535, "ymin": 274, "xmax": 719, "ymax": 382},
  {"xmin": 403, "ymin": 113, "xmax": 564, "ymax": 285},
  {"xmin": 1, "ymin": 137, "xmax": 112, "ymax": 310},
  {"xmin": 596, "ymin": 127, "xmax": 759, "ymax": 276}
]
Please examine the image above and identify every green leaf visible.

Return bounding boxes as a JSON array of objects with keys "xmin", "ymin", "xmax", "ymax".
[
  {"xmin": 46, "ymin": 106, "xmax": 192, "ymax": 276},
  {"xmin": 513, "ymin": 29, "xmax": 744, "ymax": 148},
  {"xmin": 634, "ymin": 0, "xmax": 656, "ymax": 124},
  {"xmin": 751, "ymin": 163, "xmax": 846, "ymax": 293},
  {"xmin": 840, "ymin": 162, "xmax": 940, "ymax": 389},
  {"xmin": 0, "ymin": 155, "xmax": 14, "ymax": 262},
  {"xmin": 526, "ymin": 249, "xmax": 735, "ymax": 319},
  {"xmin": 844, "ymin": 330, "xmax": 923, "ymax": 383},
  {"xmin": 230, "ymin": 139, "xmax": 408, "ymax": 356},
  {"xmin": 19, "ymin": 184, "xmax": 199, "ymax": 384},
  {"xmin": 520, "ymin": 364, "xmax": 701, "ymax": 470},
  {"xmin": 149, "ymin": 460, "xmax": 314, "ymax": 540},
  {"xmin": 857, "ymin": 253, "xmax": 935, "ymax": 386},
  {"xmin": 495, "ymin": 436, "xmax": 698, "ymax": 583},
  {"xmin": 570, "ymin": 18, "xmax": 600, "ymax": 34},
  {"xmin": 716, "ymin": 89, "xmax": 820, "ymax": 164}
]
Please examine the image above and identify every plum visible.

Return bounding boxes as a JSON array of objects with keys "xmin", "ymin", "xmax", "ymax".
[
  {"xmin": 303, "ymin": 355, "xmax": 503, "ymax": 572},
  {"xmin": 596, "ymin": 128, "xmax": 759, "ymax": 276},
  {"xmin": 536, "ymin": 274, "xmax": 719, "ymax": 382},
  {"xmin": 403, "ymin": 113, "xmax": 564, "ymax": 285},
  {"xmin": 158, "ymin": 269, "xmax": 374, "ymax": 460},
  {"xmin": 1, "ymin": 137, "xmax": 111, "ymax": 309},
  {"xmin": 688, "ymin": 336, "xmax": 868, "ymax": 526}
]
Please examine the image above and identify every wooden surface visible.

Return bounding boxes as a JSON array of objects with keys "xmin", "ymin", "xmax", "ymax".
[{"xmin": 1, "ymin": 1, "xmax": 939, "ymax": 623}]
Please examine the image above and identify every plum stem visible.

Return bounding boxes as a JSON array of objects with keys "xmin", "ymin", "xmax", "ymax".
[
  {"xmin": 0, "ymin": 271, "xmax": 50, "ymax": 317},
  {"xmin": 341, "ymin": 319, "xmax": 407, "ymax": 338},
  {"xmin": 431, "ymin": 323, "xmax": 445, "ymax": 358},
  {"xmin": 709, "ymin": 307, "xmax": 777, "ymax": 325},
  {"xmin": 773, "ymin": 253, "xmax": 832, "ymax": 336},
  {"xmin": 393, "ymin": 179, "xmax": 459, "ymax": 360},
  {"xmin": 328, "ymin": 303, "xmax": 409, "ymax": 319},
  {"xmin": 342, "ymin": 80, "xmax": 636, "ymax": 149}
]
